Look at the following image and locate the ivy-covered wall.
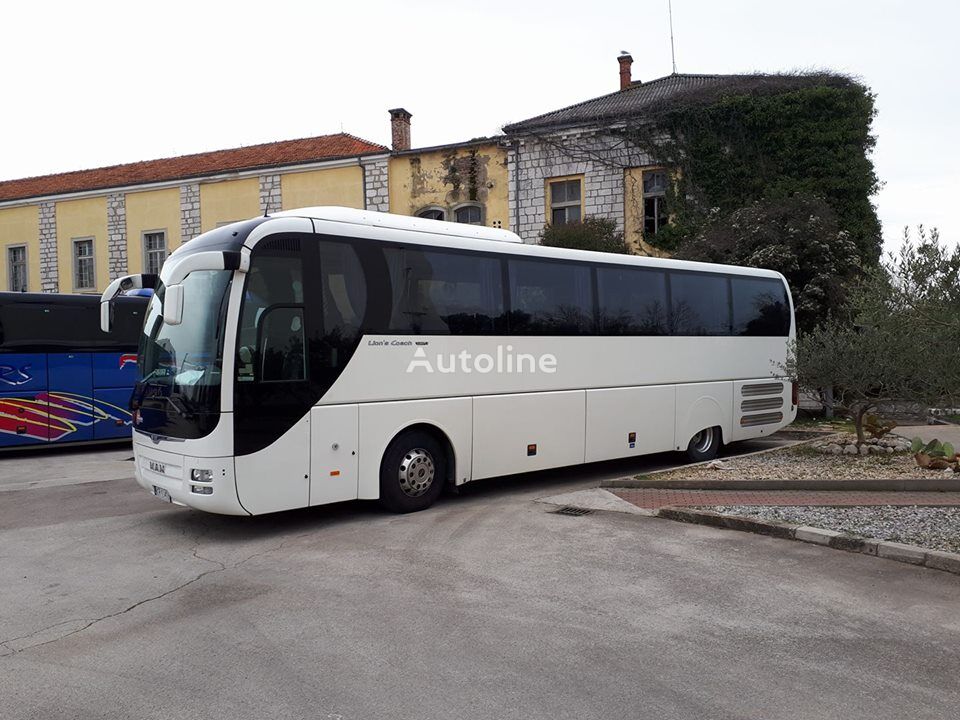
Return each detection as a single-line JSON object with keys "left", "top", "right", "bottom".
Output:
{"left": 623, "top": 74, "right": 881, "bottom": 262}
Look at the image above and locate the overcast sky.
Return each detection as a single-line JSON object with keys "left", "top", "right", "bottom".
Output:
{"left": 2, "top": 0, "right": 956, "bottom": 251}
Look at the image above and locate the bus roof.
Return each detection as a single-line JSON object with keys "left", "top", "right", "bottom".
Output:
{"left": 261, "top": 206, "right": 785, "bottom": 282}
{"left": 271, "top": 206, "right": 523, "bottom": 243}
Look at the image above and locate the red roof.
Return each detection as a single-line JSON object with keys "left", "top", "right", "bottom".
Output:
{"left": 0, "top": 133, "right": 388, "bottom": 203}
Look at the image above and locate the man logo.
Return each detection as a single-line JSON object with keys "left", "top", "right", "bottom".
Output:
{"left": 149, "top": 461, "right": 166, "bottom": 474}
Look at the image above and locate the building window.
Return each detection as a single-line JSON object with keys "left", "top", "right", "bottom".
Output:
{"left": 73, "top": 238, "right": 95, "bottom": 290}
{"left": 453, "top": 204, "right": 483, "bottom": 225}
{"left": 416, "top": 207, "right": 446, "bottom": 221}
{"left": 643, "top": 170, "right": 668, "bottom": 235}
{"left": 548, "top": 178, "right": 582, "bottom": 225}
{"left": 7, "top": 246, "right": 27, "bottom": 292}
{"left": 143, "top": 231, "right": 167, "bottom": 275}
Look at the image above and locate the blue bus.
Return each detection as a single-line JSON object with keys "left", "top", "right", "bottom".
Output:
{"left": 0, "top": 292, "right": 148, "bottom": 449}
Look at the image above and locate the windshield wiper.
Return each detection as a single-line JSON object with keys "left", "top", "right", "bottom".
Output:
{"left": 166, "top": 392, "right": 197, "bottom": 418}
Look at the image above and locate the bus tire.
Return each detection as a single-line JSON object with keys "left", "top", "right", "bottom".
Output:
{"left": 379, "top": 430, "right": 447, "bottom": 513}
{"left": 686, "top": 426, "right": 721, "bottom": 462}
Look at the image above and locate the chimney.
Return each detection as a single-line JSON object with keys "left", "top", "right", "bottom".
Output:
{"left": 388, "top": 108, "right": 412, "bottom": 151}
{"left": 618, "top": 52, "right": 633, "bottom": 90}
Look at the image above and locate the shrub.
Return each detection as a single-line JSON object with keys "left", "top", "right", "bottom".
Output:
{"left": 540, "top": 217, "right": 630, "bottom": 254}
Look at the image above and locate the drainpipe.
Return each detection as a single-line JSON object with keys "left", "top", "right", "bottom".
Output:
{"left": 512, "top": 139, "right": 521, "bottom": 238}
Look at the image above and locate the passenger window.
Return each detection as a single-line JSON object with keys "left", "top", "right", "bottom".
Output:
{"left": 385, "top": 247, "right": 504, "bottom": 334}
{"left": 258, "top": 307, "right": 306, "bottom": 382}
{"left": 597, "top": 266, "right": 669, "bottom": 335}
{"left": 508, "top": 258, "right": 594, "bottom": 335}
{"left": 732, "top": 277, "right": 790, "bottom": 336}
{"left": 319, "top": 242, "right": 366, "bottom": 341}
{"left": 670, "top": 273, "right": 731, "bottom": 336}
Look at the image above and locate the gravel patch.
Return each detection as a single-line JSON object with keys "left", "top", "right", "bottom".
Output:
{"left": 698, "top": 505, "right": 960, "bottom": 554}
{"left": 642, "top": 434, "right": 951, "bottom": 483}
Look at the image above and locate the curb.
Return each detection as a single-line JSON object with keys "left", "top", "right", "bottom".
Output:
{"left": 601, "top": 477, "right": 960, "bottom": 491}
{"left": 656, "top": 506, "right": 960, "bottom": 576}
{"left": 600, "top": 432, "right": 837, "bottom": 490}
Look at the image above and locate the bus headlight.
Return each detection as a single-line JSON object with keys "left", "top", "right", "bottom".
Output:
{"left": 190, "top": 468, "right": 214, "bottom": 483}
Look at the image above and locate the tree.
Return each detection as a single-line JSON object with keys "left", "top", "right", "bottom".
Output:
{"left": 676, "top": 195, "right": 860, "bottom": 333}
{"left": 788, "top": 227, "right": 960, "bottom": 443}
{"left": 540, "top": 217, "right": 630, "bottom": 254}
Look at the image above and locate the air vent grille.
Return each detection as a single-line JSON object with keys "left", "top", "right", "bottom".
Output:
{"left": 741, "top": 397, "right": 785, "bottom": 412}
{"left": 740, "top": 412, "right": 784, "bottom": 427}
{"left": 742, "top": 382, "right": 784, "bottom": 397}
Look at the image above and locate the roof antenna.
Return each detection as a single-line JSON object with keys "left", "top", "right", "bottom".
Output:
{"left": 668, "top": 0, "right": 677, "bottom": 74}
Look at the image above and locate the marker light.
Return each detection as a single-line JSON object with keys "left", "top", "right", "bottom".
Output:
{"left": 190, "top": 468, "right": 214, "bottom": 482}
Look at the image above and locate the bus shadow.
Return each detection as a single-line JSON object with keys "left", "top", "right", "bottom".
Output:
{"left": 147, "top": 438, "right": 783, "bottom": 543}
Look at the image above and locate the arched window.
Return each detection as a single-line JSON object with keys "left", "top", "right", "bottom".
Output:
{"left": 453, "top": 204, "right": 483, "bottom": 225}
{"left": 416, "top": 207, "right": 446, "bottom": 221}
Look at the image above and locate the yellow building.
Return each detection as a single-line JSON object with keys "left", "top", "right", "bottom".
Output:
{"left": 0, "top": 112, "right": 519, "bottom": 294}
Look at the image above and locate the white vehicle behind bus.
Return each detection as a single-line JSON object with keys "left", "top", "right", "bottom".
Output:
{"left": 101, "top": 207, "right": 797, "bottom": 515}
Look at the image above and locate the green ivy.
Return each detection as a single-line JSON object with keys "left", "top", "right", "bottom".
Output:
{"left": 623, "top": 75, "right": 882, "bottom": 262}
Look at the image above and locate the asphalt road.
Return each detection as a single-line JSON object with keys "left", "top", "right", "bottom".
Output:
{"left": 1, "top": 442, "right": 958, "bottom": 720}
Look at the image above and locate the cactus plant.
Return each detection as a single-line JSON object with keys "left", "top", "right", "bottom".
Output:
{"left": 912, "top": 437, "right": 960, "bottom": 471}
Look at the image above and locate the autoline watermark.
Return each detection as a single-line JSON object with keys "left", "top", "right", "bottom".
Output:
{"left": 406, "top": 345, "right": 558, "bottom": 374}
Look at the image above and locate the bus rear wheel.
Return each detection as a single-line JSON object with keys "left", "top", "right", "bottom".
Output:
{"left": 379, "top": 430, "right": 447, "bottom": 513}
{"left": 686, "top": 426, "right": 721, "bottom": 462}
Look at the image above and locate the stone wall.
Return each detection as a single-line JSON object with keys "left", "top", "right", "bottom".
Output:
{"left": 511, "top": 128, "right": 650, "bottom": 243}
{"left": 363, "top": 157, "right": 390, "bottom": 212}
{"left": 259, "top": 174, "right": 282, "bottom": 214}
{"left": 39, "top": 201, "right": 58, "bottom": 292}
{"left": 107, "top": 193, "right": 127, "bottom": 279}
{"left": 179, "top": 183, "right": 201, "bottom": 242}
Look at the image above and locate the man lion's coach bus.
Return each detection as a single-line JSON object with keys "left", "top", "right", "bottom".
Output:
{"left": 100, "top": 207, "right": 796, "bottom": 514}
{"left": 1, "top": 292, "right": 147, "bottom": 449}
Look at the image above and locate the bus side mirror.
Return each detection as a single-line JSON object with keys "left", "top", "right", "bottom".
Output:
{"left": 100, "top": 302, "right": 112, "bottom": 333}
{"left": 163, "top": 284, "right": 184, "bottom": 325}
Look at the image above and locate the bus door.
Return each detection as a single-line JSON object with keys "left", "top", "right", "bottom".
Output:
{"left": 0, "top": 353, "right": 49, "bottom": 447}
{"left": 47, "top": 352, "right": 94, "bottom": 444}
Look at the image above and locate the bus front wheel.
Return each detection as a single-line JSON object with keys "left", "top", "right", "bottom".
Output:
{"left": 686, "top": 427, "right": 721, "bottom": 462}
{"left": 379, "top": 430, "right": 447, "bottom": 513}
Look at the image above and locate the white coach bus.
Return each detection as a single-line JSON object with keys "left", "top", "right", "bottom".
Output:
{"left": 101, "top": 207, "right": 796, "bottom": 515}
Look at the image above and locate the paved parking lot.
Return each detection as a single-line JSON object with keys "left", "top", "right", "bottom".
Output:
{"left": 2, "top": 442, "right": 959, "bottom": 720}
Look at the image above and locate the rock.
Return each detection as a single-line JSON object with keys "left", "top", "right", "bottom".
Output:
{"left": 885, "top": 446, "right": 894, "bottom": 454}
{"left": 859, "top": 446, "right": 870, "bottom": 455}
{"left": 843, "top": 445, "right": 858, "bottom": 455}
{"left": 830, "top": 445, "right": 843, "bottom": 455}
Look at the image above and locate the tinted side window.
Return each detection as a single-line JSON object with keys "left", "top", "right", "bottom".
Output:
{"left": 508, "top": 258, "right": 594, "bottom": 335}
{"left": 0, "top": 303, "right": 51, "bottom": 350}
{"left": 597, "top": 266, "right": 669, "bottom": 335}
{"left": 670, "top": 273, "right": 731, "bottom": 336}
{"left": 316, "top": 241, "right": 367, "bottom": 373}
{"left": 385, "top": 247, "right": 504, "bottom": 334}
{"left": 732, "top": 277, "right": 790, "bottom": 336}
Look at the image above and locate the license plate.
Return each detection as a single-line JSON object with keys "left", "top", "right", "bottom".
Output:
{"left": 152, "top": 486, "right": 172, "bottom": 503}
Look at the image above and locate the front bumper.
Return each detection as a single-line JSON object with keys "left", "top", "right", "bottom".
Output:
{"left": 133, "top": 443, "right": 248, "bottom": 515}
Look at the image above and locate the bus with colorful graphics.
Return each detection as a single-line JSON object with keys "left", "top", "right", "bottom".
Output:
{"left": 0, "top": 292, "right": 147, "bottom": 449}
{"left": 100, "top": 207, "right": 797, "bottom": 515}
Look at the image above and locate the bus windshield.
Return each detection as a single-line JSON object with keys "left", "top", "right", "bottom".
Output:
{"left": 134, "top": 270, "right": 233, "bottom": 436}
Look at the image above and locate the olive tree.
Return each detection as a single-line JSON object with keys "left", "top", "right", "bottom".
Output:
{"left": 787, "top": 227, "right": 960, "bottom": 443}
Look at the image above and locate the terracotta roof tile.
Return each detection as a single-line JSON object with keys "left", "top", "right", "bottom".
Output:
{"left": 0, "top": 133, "right": 388, "bottom": 203}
